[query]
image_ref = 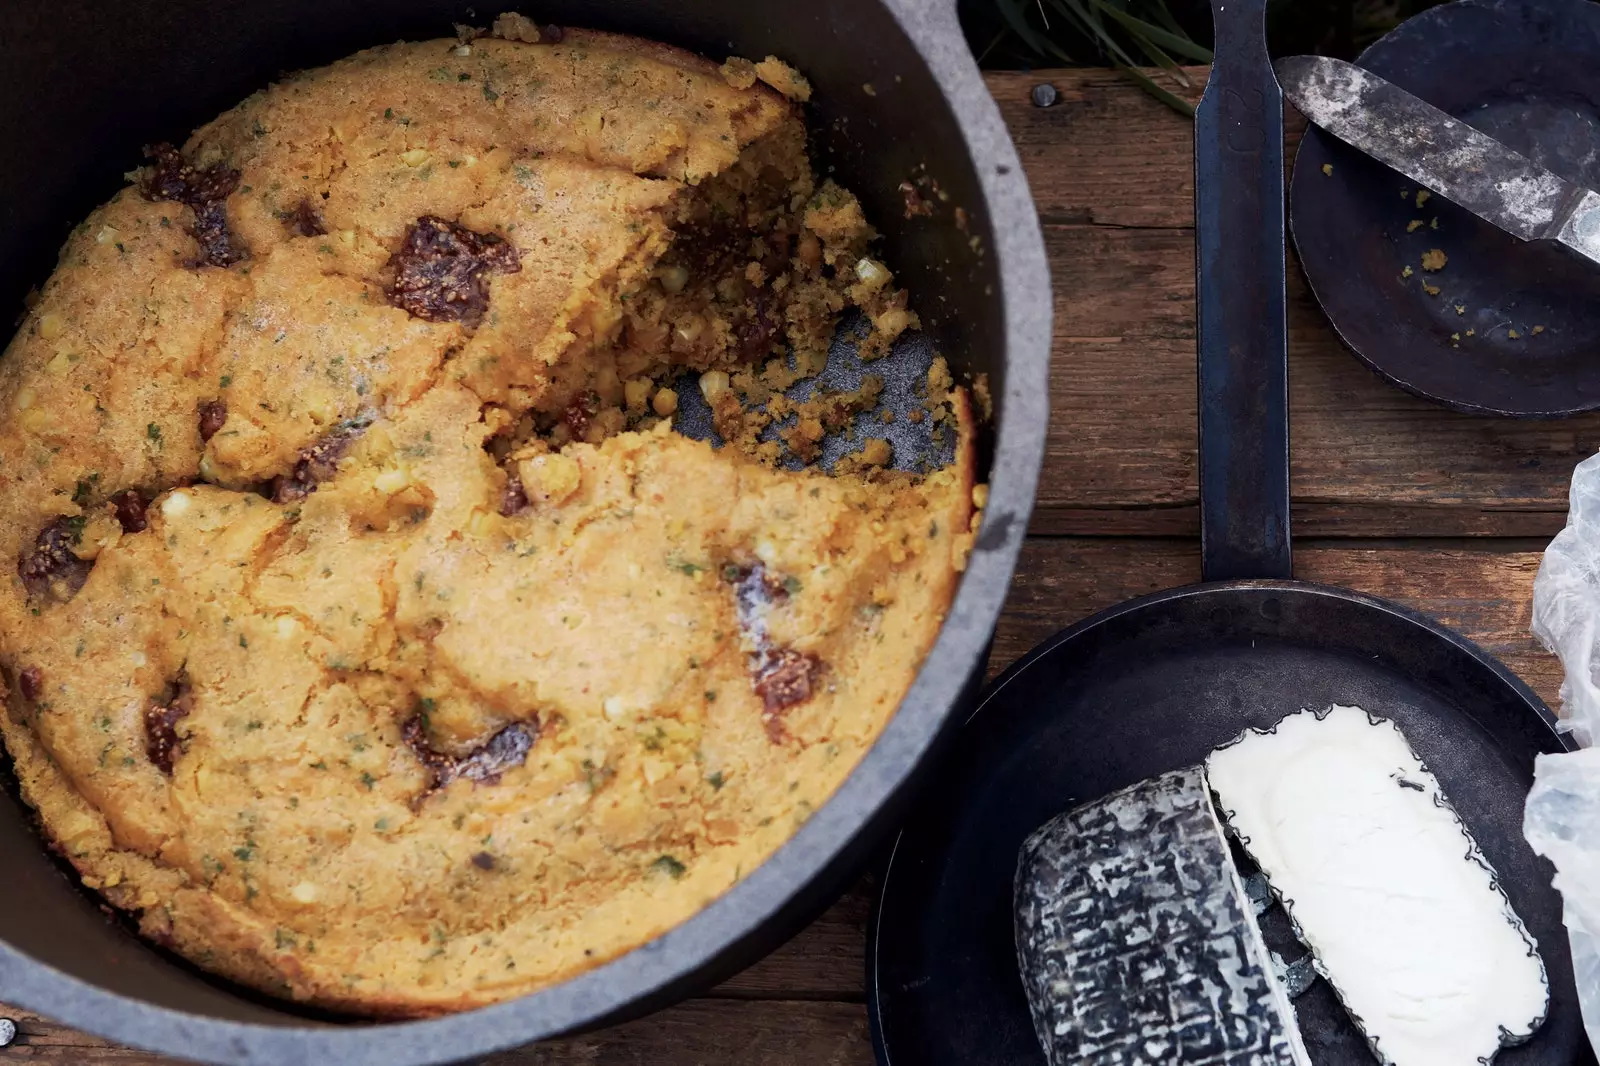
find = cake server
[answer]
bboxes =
[1276,55,1600,268]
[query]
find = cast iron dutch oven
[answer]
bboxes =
[0,1,1051,1062]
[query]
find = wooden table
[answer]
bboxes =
[9,66,1596,1064]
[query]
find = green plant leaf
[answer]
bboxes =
[1117,62,1197,115]
[1099,11,1196,92]
[1095,2,1215,61]
[986,0,1206,117]
[994,0,1059,58]
[1045,0,1143,70]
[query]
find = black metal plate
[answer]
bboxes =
[868,582,1590,1066]
[1288,0,1600,417]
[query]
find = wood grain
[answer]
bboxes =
[0,1001,877,1066]
[991,538,1558,707]
[4,65,1580,1066]
[987,69,1600,539]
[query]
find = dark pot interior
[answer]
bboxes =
[0,1,1049,1062]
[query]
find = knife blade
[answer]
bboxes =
[1276,55,1600,268]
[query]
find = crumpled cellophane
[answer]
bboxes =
[1527,451,1600,1051]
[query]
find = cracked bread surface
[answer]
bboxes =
[0,20,976,1016]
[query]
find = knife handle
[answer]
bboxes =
[1195,0,1292,582]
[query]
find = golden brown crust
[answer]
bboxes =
[0,22,976,1016]
[548,27,730,79]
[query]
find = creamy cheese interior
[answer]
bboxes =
[1206,705,1548,1066]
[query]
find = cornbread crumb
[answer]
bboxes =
[1421,248,1447,272]
[719,56,758,90]
[754,56,812,102]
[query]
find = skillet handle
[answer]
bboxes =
[1194,0,1291,582]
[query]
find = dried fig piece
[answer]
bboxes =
[111,490,149,533]
[730,563,822,741]
[268,418,370,504]
[141,143,246,267]
[145,675,193,775]
[197,400,228,443]
[402,715,537,792]
[18,518,93,603]
[386,216,520,326]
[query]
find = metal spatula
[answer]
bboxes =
[1194,0,1290,582]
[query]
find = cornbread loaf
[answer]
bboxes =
[0,16,978,1015]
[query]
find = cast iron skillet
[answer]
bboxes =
[0,1,1051,1063]
[870,2,1588,1062]
[1289,0,1600,418]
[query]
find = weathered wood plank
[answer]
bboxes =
[710,882,869,1000]
[993,68,1600,538]
[0,1001,875,1066]
[991,538,1559,708]
[989,69,1204,228]
[484,1001,872,1065]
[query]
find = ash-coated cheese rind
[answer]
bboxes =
[1014,766,1311,1066]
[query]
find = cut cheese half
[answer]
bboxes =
[1014,766,1312,1066]
[1206,705,1549,1066]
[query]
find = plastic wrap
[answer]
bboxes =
[1526,451,1600,1050]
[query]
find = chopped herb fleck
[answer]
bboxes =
[651,854,687,879]
[72,474,100,505]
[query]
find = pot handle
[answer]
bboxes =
[1194,0,1292,582]
[876,0,963,31]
